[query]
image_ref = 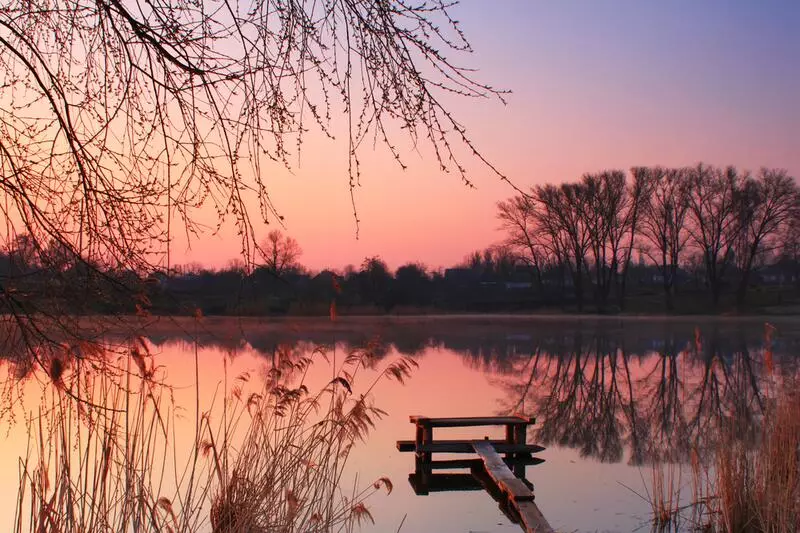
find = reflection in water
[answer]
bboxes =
[140,318,799,469]
[0,329,415,533]
[1,317,797,532]
[492,327,794,467]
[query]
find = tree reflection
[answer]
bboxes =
[122,318,798,467]
[637,334,688,462]
[492,325,795,466]
[508,332,631,463]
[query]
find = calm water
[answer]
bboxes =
[2,315,799,532]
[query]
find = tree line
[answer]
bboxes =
[497,164,799,311]
[2,179,799,317]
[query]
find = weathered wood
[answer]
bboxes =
[517,500,555,533]
[472,440,554,533]
[423,425,433,460]
[505,423,516,449]
[473,440,534,501]
[402,413,551,533]
[397,439,545,454]
[408,472,484,495]
[514,424,528,446]
[512,424,529,475]
[470,466,524,525]
[409,415,535,427]
[423,456,544,470]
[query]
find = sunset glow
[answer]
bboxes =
[173,1,800,271]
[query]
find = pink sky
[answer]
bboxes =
[173,2,800,272]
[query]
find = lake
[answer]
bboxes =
[2,315,798,532]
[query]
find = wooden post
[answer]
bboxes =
[413,418,433,487]
[422,423,433,464]
[513,424,527,477]
[415,421,424,457]
[504,423,516,461]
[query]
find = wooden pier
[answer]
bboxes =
[397,415,554,533]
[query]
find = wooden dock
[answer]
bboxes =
[398,415,554,533]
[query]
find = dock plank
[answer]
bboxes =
[517,500,555,533]
[470,466,525,526]
[472,440,534,502]
[397,439,545,454]
[472,440,555,533]
[409,415,535,427]
[424,456,545,470]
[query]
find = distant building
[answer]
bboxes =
[756,263,798,285]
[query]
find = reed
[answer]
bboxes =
[10,336,414,532]
[647,383,799,532]
[713,386,799,533]
[647,461,682,532]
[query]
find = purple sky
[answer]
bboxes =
[178,0,800,271]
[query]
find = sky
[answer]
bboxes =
[176,0,800,273]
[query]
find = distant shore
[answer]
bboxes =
[87,312,800,352]
[5,312,798,349]
[93,311,800,338]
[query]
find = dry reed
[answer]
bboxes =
[9,335,414,532]
[648,461,682,531]
[713,386,799,533]
[647,383,799,532]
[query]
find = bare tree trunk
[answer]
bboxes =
[575,259,584,312]
[736,269,751,306]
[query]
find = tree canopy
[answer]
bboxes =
[497,164,799,311]
[0,0,503,267]
[0,0,505,338]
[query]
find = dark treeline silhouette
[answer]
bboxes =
[1,163,798,317]
[498,163,800,312]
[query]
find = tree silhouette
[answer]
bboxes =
[497,164,798,312]
[358,256,393,310]
[638,167,692,311]
[686,164,740,306]
[393,263,432,307]
[496,194,547,294]
[732,168,799,304]
[0,0,507,345]
[258,230,302,277]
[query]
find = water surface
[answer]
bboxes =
[2,315,798,532]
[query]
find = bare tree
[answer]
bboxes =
[532,193,571,302]
[616,168,648,310]
[637,167,692,310]
[732,168,799,304]
[686,164,741,306]
[488,244,518,280]
[579,171,628,312]
[536,183,591,311]
[0,0,507,345]
[496,193,547,293]
[496,164,797,312]
[258,230,302,276]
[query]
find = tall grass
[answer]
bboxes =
[10,335,414,532]
[647,461,682,532]
[644,322,799,532]
[713,387,799,533]
[646,384,799,532]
